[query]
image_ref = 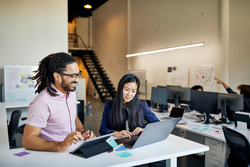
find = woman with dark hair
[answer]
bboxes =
[99,74,159,138]
[191,85,203,91]
[215,77,250,112]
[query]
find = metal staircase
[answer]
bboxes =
[69,49,116,102]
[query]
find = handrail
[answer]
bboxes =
[68,33,88,50]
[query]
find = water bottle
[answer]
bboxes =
[87,101,92,116]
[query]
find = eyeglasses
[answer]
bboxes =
[59,71,82,79]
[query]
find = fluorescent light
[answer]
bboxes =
[126,43,204,57]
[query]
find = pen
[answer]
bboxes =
[81,127,91,135]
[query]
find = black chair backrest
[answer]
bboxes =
[222,126,250,166]
[8,110,22,142]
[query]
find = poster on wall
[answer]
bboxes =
[127,70,146,93]
[166,66,189,87]
[194,65,216,91]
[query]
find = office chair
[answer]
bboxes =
[222,126,250,167]
[8,110,22,149]
[18,117,27,135]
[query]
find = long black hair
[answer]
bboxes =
[30,52,76,96]
[110,74,141,131]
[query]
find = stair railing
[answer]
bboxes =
[68,33,88,50]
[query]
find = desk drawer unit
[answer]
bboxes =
[205,137,223,152]
[205,157,222,167]
[205,137,227,167]
[205,148,223,162]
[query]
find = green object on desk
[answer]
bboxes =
[108,140,119,147]
[117,152,133,158]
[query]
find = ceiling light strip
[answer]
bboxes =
[126,43,204,58]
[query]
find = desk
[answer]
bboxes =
[154,111,250,167]
[0,102,208,167]
[4,135,208,167]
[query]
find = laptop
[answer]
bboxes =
[169,107,185,118]
[161,107,185,120]
[115,117,181,149]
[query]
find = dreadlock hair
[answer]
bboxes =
[110,74,141,132]
[30,52,76,96]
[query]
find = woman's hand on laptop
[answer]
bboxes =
[113,130,132,138]
[132,127,144,135]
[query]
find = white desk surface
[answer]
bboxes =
[0,102,208,167]
[5,134,208,167]
[154,111,250,142]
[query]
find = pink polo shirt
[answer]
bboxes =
[26,84,77,142]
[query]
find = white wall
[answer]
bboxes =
[229,0,250,91]
[76,17,89,48]
[129,0,221,98]
[92,0,127,89]
[0,0,68,67]
[93,0,250,99]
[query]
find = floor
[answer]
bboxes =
[84,96,204,167]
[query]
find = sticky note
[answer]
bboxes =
[108,140,119,147]
[117,152,133,158]
[199,130,204,132]
[204,125,209,127]
[115,145,127,151]
[216,132,222,134]
[14,151,30,157]
[204,128,209,130]
[24,74,28,77]
[19,86,23,89]
[193,128,199,130]
[20,74,23,77]
[28,80,31,84]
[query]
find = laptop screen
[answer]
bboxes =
[169,107,185,118]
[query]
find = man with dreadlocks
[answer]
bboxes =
[22,52,95,151]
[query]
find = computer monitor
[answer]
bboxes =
[151,87,168,112]
[218,93,244,123]
[167,86,190,107]
[190,90,219,124]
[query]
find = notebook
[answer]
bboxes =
[115,117,181,149]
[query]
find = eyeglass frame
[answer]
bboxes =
[58,70,82,79]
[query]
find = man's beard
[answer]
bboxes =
[61,78,77,92]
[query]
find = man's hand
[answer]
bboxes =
[58,131,83,151]
[82,131,96,140]
[113,130,132,138]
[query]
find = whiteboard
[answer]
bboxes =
[127,70,146,93]
[2,65,38,102]
[194,64,216,91]
[166,66,189,87]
